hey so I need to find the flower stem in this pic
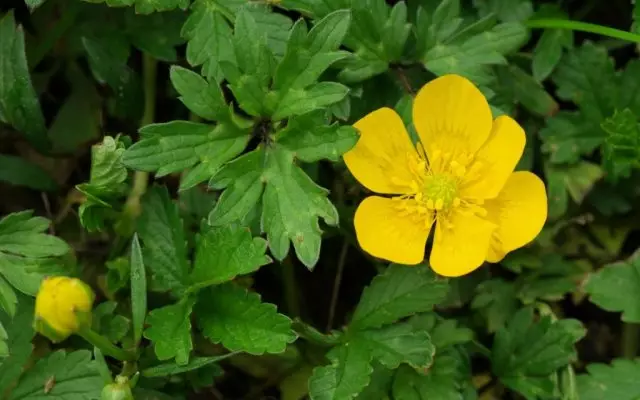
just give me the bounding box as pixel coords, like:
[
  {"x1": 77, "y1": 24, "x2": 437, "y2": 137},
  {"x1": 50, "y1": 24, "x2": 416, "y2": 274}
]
[
  {"x1": 79, "y1": 328, "x2": 136, "y2": 361},
  {"x1": 123, "y1": 53, "x2": 156, "y2": 220},
  {"x1": 292, "y1": 319, "x2": 341, "y2": 347},
  {"x1": 525, "y1": 19, "x2": 640, "y2": 44}
]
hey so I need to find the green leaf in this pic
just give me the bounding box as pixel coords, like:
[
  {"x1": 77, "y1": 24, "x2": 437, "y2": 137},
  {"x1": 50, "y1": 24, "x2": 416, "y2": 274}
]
[
  {"x1": 0, "y1": 297, "x2": 34, "y2": 395},
  {"x1": 142, "y1": 355, "x2": 229, "y2": 378},
  {"x1": 602, "y1": 109, "x2": 640, "y2": 181},
  {"x1": 552, "y1": 42, "x2": 617, "y2": 121},
  {"x1": 577, "y1": 358, "x2": 640, "y2": 400},
  {"x1": 408, "y1": 314, "x2": 474, "y2": 349},
  {"x1": 170, "y1": 66, "x2": 227, "y2": 121},
  {"x1": 8, "y1": 350, "x2": 102, "y2": 400},
  {"x1": 189, "y1": 225, "x2": 271, "y2": 291},
  {"x1": 634, "y1": 0, "x2": 640, "y2": 34},
  {"x1": 81, "y1": 136, "x2": 128, "y2": 194},
  {"x1": 585, "y1": 249, "x2": 640, "y2": 322},
  {"x1": 123, "y1": 120, "x2": 250, "y2": 189},
  {"x1": 144, "y1": 298, "x2": 195, "y2": 365},
  {"x1": 353, "y1": 323, "x2": 434, "y2": 370},
  {"x1": 276, "y1": 112, "x2": 358, "y2": 162},
  {"x1": 491, "y1": 308, "x2": 585, "y2": 399},
  {"x1": 471, "y1": 278, "x2": 519, "y2": 333},
  {"x1": 354, "y1": 364, "x2": 394, "y2": 400},
  {"x1": 137, "y1": 186, "x2": 189, "y2": 295},
  {"x1": 474, "y1": 0, "x2": 533, "y2": 22},
  {"x1": 125, "y1": 10, "x2": 186, "y2": 61},
  {"x1": 0, "y1": 12, "x2": 48, "y2": 151},
  {"x1": 92, "y1": 302, "x2": 130, "y2": 343},
  {"x1": 196, "y1": 283, "x2": 296, "y2": 354},
  {"x1": 308, "y1": 341, "x2": 373, "y2": 400},
  {"x1": 423, "y1": 22, "x2": 528, "y2": 84},
  {"x1": 540, "y1": 111, "x2": 604, "y2": 164},
  {"x1": 130, "y1": 234, "x2": 147, "y2": 347},
  {"x1": 0, "y1": 155, "x2": 58, "y2": 192},
  {"x1": 532, "y1": 28, "x2": 573, "y2": 82},
  {"x1": 133, "y1": 0, "x2": 189, "y2": 14},
  {"x1": 0, "y1": 211, "x2": 69, "y2": 258},
  {"x1": 0, "y1": 276, "x2": 17, "y2": 317},
  {"x1": 350, "y1": 264, "x2": 449, "y2": 330},
  {"x1": 494, "y1": 65, "x2": 558, "y2": 117},
  {"x1": 274, "y1": 82, "x2": 350, "y2": 120},
  {"x1": 545, "y1": 162, "x2": 603, "y2": 220},
  {"x1": 391, "y1": 356, "x2": 468, "y2": 400}
]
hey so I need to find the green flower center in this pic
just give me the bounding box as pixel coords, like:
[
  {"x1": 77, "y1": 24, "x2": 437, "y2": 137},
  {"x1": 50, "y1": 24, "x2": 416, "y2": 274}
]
[{"x1": 422, "y1": 174, "x2": 458, "y2": 211}]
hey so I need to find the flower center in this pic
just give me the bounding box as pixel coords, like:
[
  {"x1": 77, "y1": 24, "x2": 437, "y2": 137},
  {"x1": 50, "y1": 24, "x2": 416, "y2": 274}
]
[{"x1": 421, "y1": 173, "x2": 458, "y2": 211}]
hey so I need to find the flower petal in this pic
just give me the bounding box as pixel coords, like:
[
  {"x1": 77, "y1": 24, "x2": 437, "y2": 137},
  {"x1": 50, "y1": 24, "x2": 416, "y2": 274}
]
[
  {"x1": 462, "y1": 116, "x2": 526, "y2": 199},
  {"x1": 429, "y1": 210, "x2": 495, "y2": 277},
  {"x1": 344, "y1": 107, "x2": 418, "y2": 194},
  {"x1": 485, "y1": 171, "x2": 548, "y2": 263},
  {"x1": 412, "y1": 75, "x2": 493, "y2": 168},
  {"x1": 354, "y1": 196, "x2": 432, "y2": 265}
]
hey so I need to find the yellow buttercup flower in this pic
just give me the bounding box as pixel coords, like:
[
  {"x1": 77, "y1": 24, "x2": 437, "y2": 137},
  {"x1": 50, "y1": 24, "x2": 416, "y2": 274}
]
[
  {"x1": 34, "y1": 276, "x2": 95, "y2": 342},
  {"x1": 344, "y1": 74, "x2": 547, "y2": 277}
]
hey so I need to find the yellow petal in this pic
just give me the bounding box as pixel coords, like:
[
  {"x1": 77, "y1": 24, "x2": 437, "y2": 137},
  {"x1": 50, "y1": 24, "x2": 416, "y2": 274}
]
[
  {"x1": 354, "y1": 196, "x2": 432, "y2": 265},
  {"x1": 462, "y1": 116, "x2": 526, "y2": 199},
  {"x1": 344, "y1": 107, "x2": 418, "y2": 194},
  {"x1": 429, "y1": 210, "x2": 495, "y2": 277},
  {"x1": 485, "y1": 172, "x2": 548, "y2": 262},
  {"x1": 412, "y1": 75, "x2": 493, "y2": 168}
]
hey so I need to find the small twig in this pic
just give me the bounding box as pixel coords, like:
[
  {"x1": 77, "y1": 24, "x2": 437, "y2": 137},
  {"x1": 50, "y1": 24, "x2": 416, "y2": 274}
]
[
  {"x1": 326, "y1": 242, "x2": 349, "y2": 331},
  {"x1": 41, "y1": 193, "x2": 55, "y2": 234}
]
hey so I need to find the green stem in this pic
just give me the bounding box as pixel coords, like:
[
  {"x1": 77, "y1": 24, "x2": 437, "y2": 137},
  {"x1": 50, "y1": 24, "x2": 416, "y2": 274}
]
[
  {"x1": 282, "y1": 258, "x2": 300, "y2": 318},
  {"x1": 79, "y1": 328, "x2": 136, "y2": 361},
  {"x1": 123, "y1": 54, "x2": 156, "y2": 219},
  {"x1": 29, "y1": 1, "x2": 80, "y2": 69},
  {"x1": 622, "y1": 323, "x2": 640, "y2": 359},
  {"x1": 292, "y1": 319, "x2": 341, "y2": 347},
  {"x1": 526, "y1": 19, "x2": 640, "y2": 44}
]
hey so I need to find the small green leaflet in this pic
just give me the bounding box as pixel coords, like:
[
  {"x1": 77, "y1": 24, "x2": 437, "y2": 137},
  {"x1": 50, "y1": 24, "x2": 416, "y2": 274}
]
[
  {"x1": 602, "y1": 109, "x2": 640, "y2": 182},
  {"x1": 545, "y1": 161, "x2": 603, "y2": 221},
  {"x1": 577, "y1": 358, "x2": 640, "y2": 400},
  {"x1": 0, "y1": 276, "x2": 17, "y2": 318},
  {"x1": 0, "y1": 297, "x2": 34, "y2": 395},
  {"x1": 8, "y1": 350, "x2": 103, "y2": 400},
  {"x1": 196, "y1": 283, "x2": 296, "y2": 355},
  {"x1": 540, "y1": 112, "x2": 604, "y2": 164},
  {"x1": 92, "y1": 302, "x2": 130, "y2": 343},
  {"x1": 208, "y1": 120, "x2": 356, "y2": 269},
  {"x1": 532, "y1": 28, "x2": 572, "y2": 82},
  {"x1": 471, "y1": 278, "x2": 519, "y2": 333},
  {"x1": 585, "y1": 249, "x2": 640, "y2": 322},
  {"x1": 0, "y1": 12, "x2": 48, "y2": 151},
  {"x1": 491, "y1": 308, "x2": 585, "y2": 399},
  {"x1": 189, "y1": 225, "x2": 271, "y2": 291},
  {"x1": 308, "y1": 341, "x2": 373, "y2": 400},
  {"x1": 144, "y1": 298, "x2": 196, "y2": 366},
  {"x1": 137, "y1": 186, "x2": 189, "y2": 295},
  {"x1": 350, "y1": 264, "x2": 449, "y2": 330}
]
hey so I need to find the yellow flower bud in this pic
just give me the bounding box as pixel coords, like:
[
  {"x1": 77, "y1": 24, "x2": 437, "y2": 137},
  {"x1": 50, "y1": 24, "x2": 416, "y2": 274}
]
[{"x1": 34, "y1": 276, "x2": 95, "y2": 342}]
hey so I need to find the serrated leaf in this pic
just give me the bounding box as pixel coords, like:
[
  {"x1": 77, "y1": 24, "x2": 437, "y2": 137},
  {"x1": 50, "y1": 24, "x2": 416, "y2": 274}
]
[
  {"x1": 276, "y1": 112, "x2": 357, "y2": 162},
  {"x1": 540, "y1": 111, "x2": 604, "y2": 164},
  {"x1": 577, "y1": 358, "x2": 640, "y2": 400},
  {"x1": 137, "y1": 186, "x2": 189, "y2": 295},
  {"x1": 408, "y1": 314, "x2": 474, "y2": 349},
  {"x1": 0, "y1": 155, "x2": 58, "y2": 192},
  {"x1": 0, "y1": 276, "x2": 17, "y2": 317},
  {"x1": 92, "y1": 301, "x2": 130, "y2": 343},
  {"x1": 495, "y1": 65, "x2": 558, "y2": 117},
  {"x1": 85, "y1": 136, "x2": 128, "y2": 192},
  {"x1": 134, "y1": 0, "x2": 189, "y2": 14},
  {"x1": 471, "y1": 278, "x2": 519, "y2": 333},
  {"x1": 354, "y1": 323, "x2": 434, "y2": 370},
  {"x1": 170, "y1": 66, "x2": 227, "y2": 121},
  {"x1": 0, "y1": 211, "x2": 68, "y2": 258},
  {"x1": 491, "y1": 308, "x2": 585, "y2": 399},
  {"x1": 602, "y1": 109, "x2": 640, "y2": 181},
  {"x1": 423, "y1": 22, "x2": 528, "y2": 85},
  {"x1": 189, "y1": 225, "x2": 271, "y2": 291},
  {"x1": 474, "y1": 0, "x2": 533, "y2": 22},
  {"x1": 261, "y1": 147, "x2": 339, "y2": 267},
  {"x1": 0, "y1": 12, "x2": 48, "y2": 151},
  {"x1": 585, "y1": 249, "x2": 640, "y2": 322},
  {"x1": 196, "y1": 283, "x2": 296, "y2": 354},
  {"x1": 0, "y1": 297, "x2": 34, "y2": 394},
  {"x1": 274, "y1": 82, "x2": 350, "y2": 120},
  {"x1": 8, "y1": 350, "x2": 102, "y2": 400},
  {"x1": 553, "y1": 42, "x2": 617, "y2": 121},
  {"x1": 308, "y1": 341, "x2": 373, "y2": 400},
  {"x1": 544, "y1": 162, "x2": 603, "y2": 220},
  {"x1": 144, "y1": 298, "x2": 195, "y2": 365},
  {"x1": 123, "y1": 120, "x2": 250, "y2": 188},
  {"x1": 350, "y1": 264, "x2": 449, "y2": 330}
]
